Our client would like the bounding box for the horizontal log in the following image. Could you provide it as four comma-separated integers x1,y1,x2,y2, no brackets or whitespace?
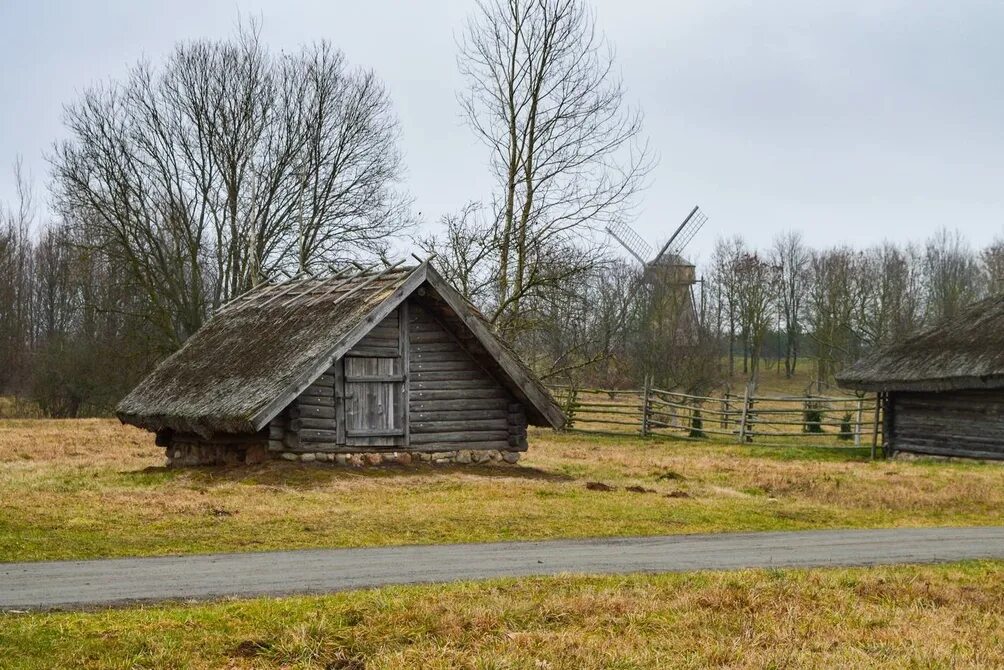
411,380,500,391
289,417,338,431
296,395,334,408
409,431,511,444
345,374,406,383
346,429,407,437
410,400,510,413
411,409,509,422
408,332,454,344
411,420,508,433
410,351,472,363
411,389,508,401
297,429,341,443
410,360,478,373
410,342,458,353
288,405,336,420
268,424,285,439
408,370,492,382
345,348,400,358
303,384,334,397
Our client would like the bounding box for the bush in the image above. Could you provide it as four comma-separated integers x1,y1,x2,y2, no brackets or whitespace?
803,403,824,434
689,409,705,439
838,413,854,441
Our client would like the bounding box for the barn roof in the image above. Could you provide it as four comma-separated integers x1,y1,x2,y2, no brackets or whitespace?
837,293,1004,392
116,262,565,436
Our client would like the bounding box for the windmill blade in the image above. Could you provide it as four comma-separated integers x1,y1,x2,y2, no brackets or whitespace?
606,221,654,266
653,205,707,263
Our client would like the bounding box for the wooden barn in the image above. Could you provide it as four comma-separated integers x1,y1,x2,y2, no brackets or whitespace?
837,294,1004,460
117,262,565,466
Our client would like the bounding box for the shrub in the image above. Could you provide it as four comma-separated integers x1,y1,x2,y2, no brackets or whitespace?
689,409,705,439
838,412,854,441
803,402,824,433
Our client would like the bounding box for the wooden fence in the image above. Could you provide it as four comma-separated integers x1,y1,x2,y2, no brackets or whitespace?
550,382,884,456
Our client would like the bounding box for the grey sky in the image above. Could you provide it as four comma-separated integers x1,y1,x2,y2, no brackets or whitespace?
1,0,1001,266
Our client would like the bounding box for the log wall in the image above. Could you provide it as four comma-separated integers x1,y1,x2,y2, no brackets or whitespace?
407,301,527,452
890,389,1004,460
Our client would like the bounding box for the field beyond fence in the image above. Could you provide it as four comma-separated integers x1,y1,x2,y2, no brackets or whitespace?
550,384,883,454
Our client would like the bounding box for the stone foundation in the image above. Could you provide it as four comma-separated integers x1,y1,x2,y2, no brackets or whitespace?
167,442,520,467
277,449,520,466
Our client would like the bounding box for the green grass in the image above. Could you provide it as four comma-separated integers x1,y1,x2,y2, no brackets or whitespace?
3,562,1003,669
0,419,1002,562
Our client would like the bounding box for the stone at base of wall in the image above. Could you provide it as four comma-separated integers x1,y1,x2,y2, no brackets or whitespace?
276,449,521,466
166,443,521,467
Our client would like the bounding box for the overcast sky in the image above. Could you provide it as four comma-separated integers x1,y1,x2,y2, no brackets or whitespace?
1,0,1001,266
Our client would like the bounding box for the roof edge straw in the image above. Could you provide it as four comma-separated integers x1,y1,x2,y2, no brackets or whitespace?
304,263,380,308
281,265,360,309
317,259,408,310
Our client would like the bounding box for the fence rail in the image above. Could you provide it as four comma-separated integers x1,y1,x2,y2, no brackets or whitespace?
550,383,884,456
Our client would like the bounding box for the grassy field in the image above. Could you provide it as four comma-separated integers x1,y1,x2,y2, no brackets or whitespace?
1,419,1002,563
2,561,1003,668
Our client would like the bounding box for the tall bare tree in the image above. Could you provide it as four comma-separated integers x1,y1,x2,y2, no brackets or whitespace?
457,0,653,336
770,231,808,378
923,228,982,324
51,23,409,349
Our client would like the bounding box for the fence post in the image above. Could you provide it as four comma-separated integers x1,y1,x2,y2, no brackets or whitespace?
871,393,882,460
721,393,729,431
565,387,578,430
854,398,864,447
641,375,651,437
738,383,752,443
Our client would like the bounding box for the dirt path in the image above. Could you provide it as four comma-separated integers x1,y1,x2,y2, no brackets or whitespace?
3,527,1003,611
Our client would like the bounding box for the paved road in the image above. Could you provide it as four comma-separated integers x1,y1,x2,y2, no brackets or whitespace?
3,527,1003,611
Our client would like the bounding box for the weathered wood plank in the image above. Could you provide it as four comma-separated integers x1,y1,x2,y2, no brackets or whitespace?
296,395,335,408
411,379,500,391
411,409,509,422
288,405,336,420
298,429,341,443
411,420,508,433
409,430,510,444
409,370,491,382
410,398,510,411
289,417,339,431
411,360,488,373
302,384,334,397
410,342,459,353
411,388,508,401
410,351,475,363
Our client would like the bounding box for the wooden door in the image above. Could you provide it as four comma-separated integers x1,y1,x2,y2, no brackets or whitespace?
343,356,406,448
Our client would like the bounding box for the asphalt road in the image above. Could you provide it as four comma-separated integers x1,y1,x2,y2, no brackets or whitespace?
3,526,1003,611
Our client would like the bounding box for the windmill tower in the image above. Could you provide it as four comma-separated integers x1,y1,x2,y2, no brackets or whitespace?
607,206,708,345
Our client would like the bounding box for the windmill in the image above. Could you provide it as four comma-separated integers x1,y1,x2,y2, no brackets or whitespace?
607,205,708,344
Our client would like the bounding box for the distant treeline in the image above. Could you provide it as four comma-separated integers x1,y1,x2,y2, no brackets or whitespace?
2,8,1002,417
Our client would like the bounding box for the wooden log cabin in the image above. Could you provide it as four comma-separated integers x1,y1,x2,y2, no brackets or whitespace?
837,294,1004,460
117,262,565,466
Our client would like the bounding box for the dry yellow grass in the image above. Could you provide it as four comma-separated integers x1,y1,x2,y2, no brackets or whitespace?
2,562,1002,668
0,418,1002,562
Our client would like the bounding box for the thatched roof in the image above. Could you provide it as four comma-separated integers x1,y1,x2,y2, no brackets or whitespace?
837,293,1004,392
117,263,565,436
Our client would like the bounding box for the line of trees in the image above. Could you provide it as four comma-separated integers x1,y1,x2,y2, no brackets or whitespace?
2,2,1001,417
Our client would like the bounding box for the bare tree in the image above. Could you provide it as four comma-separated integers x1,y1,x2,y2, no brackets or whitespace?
51,22,410,349
457,0,653,335
983,238,1004,295
709,236,745,376
770,231,808,378
733,252,779,382
923,228,982,324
